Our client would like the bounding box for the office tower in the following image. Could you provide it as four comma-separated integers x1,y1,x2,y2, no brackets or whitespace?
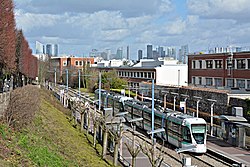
46,44,53,56
54,44,59,56
116,47,123,59
147,44,153,59
127,46,129,60
180,45,189,64
158,46,164,57
138,50,143,61
35,41,44,54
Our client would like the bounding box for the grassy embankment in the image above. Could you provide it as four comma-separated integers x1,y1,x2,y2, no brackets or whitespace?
0,86,111,166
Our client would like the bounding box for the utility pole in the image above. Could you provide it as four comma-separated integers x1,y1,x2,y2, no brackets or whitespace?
54,68,56,87
98,72,101,112
151,79,154,142
78,70,81,97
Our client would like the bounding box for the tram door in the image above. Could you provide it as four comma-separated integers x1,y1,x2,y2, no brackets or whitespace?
182,126,191,147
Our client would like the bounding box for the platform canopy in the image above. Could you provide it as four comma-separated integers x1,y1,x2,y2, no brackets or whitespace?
218,115,247,122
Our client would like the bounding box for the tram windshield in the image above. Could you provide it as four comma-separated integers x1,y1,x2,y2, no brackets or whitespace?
191,124,206,144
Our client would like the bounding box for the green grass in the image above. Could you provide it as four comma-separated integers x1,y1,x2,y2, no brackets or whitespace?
0,88,111,167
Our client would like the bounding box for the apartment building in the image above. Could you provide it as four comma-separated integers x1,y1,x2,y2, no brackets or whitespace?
188,52,250,89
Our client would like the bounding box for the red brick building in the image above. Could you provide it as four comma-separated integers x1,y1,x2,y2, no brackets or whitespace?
50,57,95,75
188,52,250,89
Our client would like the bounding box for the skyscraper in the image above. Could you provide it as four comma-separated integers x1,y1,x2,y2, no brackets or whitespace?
45,43,59,56
138,50,143,61
179,45,189,64
46,44,53,56
54,44,59,56
127,46,129,60
116,47,123,59
147,44,153,59
35,41,45,54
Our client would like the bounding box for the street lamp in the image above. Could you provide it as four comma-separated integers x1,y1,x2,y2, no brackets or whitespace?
181,94,189,114
207,99,217,136
171,92,178,111
161,90,169,111
193,96,202,118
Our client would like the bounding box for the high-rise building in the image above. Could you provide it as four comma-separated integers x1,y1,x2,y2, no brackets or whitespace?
147,45,153,59
166,47,177,59
46,44,53,56
179,45,189,64
116,47,123,59
40,43,59,56
127,46,129,60
138,50,143,61
158,46,164,57
54,44,59,56
35,41,45,54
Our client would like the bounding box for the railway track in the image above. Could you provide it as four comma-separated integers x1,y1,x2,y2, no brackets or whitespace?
51,86,243,167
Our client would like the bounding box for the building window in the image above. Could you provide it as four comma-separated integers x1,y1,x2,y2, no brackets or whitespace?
215,60,222,69
205,78,213,86
148,72,151,78
75,61,79,66
198,77,202,85
226,79,234,88
140,72,143,78
206,60,213,69
237,59,246,69
79,61,82,66
199,60,202,69
192,61,196,69
152,73,155,79
63,61,67,66
226,59,235,69
248,59,250,69
247,80,250,89
236,79,245,88
192,77,196,84
214,78,223,87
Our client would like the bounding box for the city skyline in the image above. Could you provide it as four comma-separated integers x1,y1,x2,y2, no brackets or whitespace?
14,0,250,59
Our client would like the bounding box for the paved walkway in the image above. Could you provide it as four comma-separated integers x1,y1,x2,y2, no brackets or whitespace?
207,136,250,166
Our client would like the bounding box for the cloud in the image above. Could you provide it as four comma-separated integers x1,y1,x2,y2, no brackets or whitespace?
15,9,62,31
187,0,250,20
14,0,173,17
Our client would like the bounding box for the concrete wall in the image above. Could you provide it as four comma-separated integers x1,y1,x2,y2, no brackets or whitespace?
155,64,188,87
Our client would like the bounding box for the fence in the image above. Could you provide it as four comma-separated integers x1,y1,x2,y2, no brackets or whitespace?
0,92,10,117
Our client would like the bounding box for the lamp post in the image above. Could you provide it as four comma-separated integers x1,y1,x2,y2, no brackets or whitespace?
207,99,217,136
193,96,202,118
98,72,101,112
54,68,57,87
171,92,178,111
162,91,169,111
151,79,155,141
181,94,189,114
78,70,81,97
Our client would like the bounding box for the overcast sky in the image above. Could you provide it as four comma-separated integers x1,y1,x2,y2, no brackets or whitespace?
14,0,250,59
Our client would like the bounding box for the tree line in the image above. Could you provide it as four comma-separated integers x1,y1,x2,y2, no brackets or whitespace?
0,0,38,90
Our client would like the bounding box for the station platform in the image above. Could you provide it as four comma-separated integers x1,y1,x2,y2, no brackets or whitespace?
207,136,250,166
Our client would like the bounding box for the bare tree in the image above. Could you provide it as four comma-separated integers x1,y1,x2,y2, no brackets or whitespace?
139,139,164,167
124,128,141,167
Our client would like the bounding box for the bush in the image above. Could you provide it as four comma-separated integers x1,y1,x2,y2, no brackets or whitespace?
4,85,40,130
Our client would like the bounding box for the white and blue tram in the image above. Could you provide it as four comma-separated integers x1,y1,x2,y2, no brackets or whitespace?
95,90,207,153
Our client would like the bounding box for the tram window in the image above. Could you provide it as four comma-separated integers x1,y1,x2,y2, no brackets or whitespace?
192,124,205,144
183,126,191,143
